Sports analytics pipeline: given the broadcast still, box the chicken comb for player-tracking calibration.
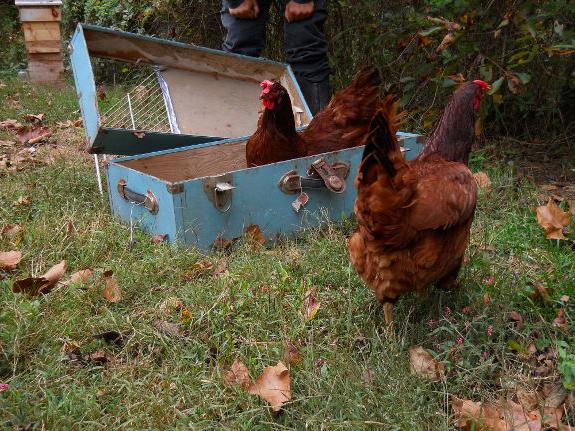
[472,80,490,90]
[260,79,274,95]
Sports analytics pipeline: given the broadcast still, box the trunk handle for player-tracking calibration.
[278,159,350,194]
[117,179,159,214]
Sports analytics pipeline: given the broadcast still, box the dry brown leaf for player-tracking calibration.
[68,269,93,284]
[223,359,251,389]
[0,119,23,130]
[543,384,567,409]
[437,32,456,52]
[16,125,52,145]
[536,199,571,240]
[102,270,121,303]
[509,311,525,330]
[474,172,492,191]
[302,286,320,321]
[282,339,303,366]
[426,16,462,31]
[0,251,22,270]
[2,224,22,240]
[516,388,539,411]
[13,196,30,206]
[24,113,45,123]
[154,320,183,337]
[181,260,214,281]
[248,361,291,412]
[212,258,228,276]
[12,260,67,296]
[409,346,444,381]
[56,120,75,129]
[532,282,552,302]
[213,237,232,250]
[452,397,543,431]
[88,350,109,364]
[560,295,569,303]
[553,308,567,331]
[245,224,266,246]
[151,234,167,244]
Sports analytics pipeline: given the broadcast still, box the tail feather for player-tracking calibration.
[350,67,382,90]
[359,95,406,180]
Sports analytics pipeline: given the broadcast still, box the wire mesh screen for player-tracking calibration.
[96,61,178,134]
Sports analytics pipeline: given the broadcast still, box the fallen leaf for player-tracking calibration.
[509,311,525,330]
[1,224,22,240]
[13,196,30,206]
[93,331,125,348]
[536,199,571,240]
[301,286,320,321]
[474,172,492,191]
[245,224,265,246]
[282,339,303,366]
[560,295,569,303]
[213,237,232,250]
[0,119,23,130]
[151,234,167,244]
[0,251,22,270]
[24,113,44,123]
[542,407,565,430]
[452,397,543,431]
[248,361,291,412]
[437,32,456,52]
[543,383,567,409]
[56,120,75,128]
[181,260,214,281]
[223,359,251,389]
[553,308,567,331]
[68,269,93,284]
[212,258,228,276]
[102,270,121,303]
[516,387,539,411]
[16,125,52,145]
[12,260,67,296]
[154,320,183,337]
[532,282,551,302]
[409,346,445,381]
[426,16,462,31]
[88,350,108,364]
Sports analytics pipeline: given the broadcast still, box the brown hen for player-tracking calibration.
[246,68,383,167]
[349,81,489,324]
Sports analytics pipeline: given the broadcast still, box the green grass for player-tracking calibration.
[1,77,574,430]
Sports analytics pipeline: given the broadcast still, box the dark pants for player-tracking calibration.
[221,0,331,114]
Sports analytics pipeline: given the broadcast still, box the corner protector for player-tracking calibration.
[166,183,184,194]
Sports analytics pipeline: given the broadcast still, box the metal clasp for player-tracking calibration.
[278,159,350,194]
[203,174,234,212]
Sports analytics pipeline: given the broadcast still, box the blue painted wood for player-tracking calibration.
[69,24,100,150]
[106,133,423,252]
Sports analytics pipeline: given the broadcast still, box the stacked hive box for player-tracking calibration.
[15,0,64,84]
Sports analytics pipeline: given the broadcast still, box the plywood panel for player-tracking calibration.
[163,69,261,139]
[119,140,248,182]
[22,22,60,41]
[25,39,60,53]
[19,7,61,22]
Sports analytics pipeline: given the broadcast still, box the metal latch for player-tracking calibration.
[278,159,350,194]
[203,174,234,212]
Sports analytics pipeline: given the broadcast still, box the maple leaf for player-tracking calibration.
[536,199,570,240]
[248,361,291,412]
[223,359,251,389]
